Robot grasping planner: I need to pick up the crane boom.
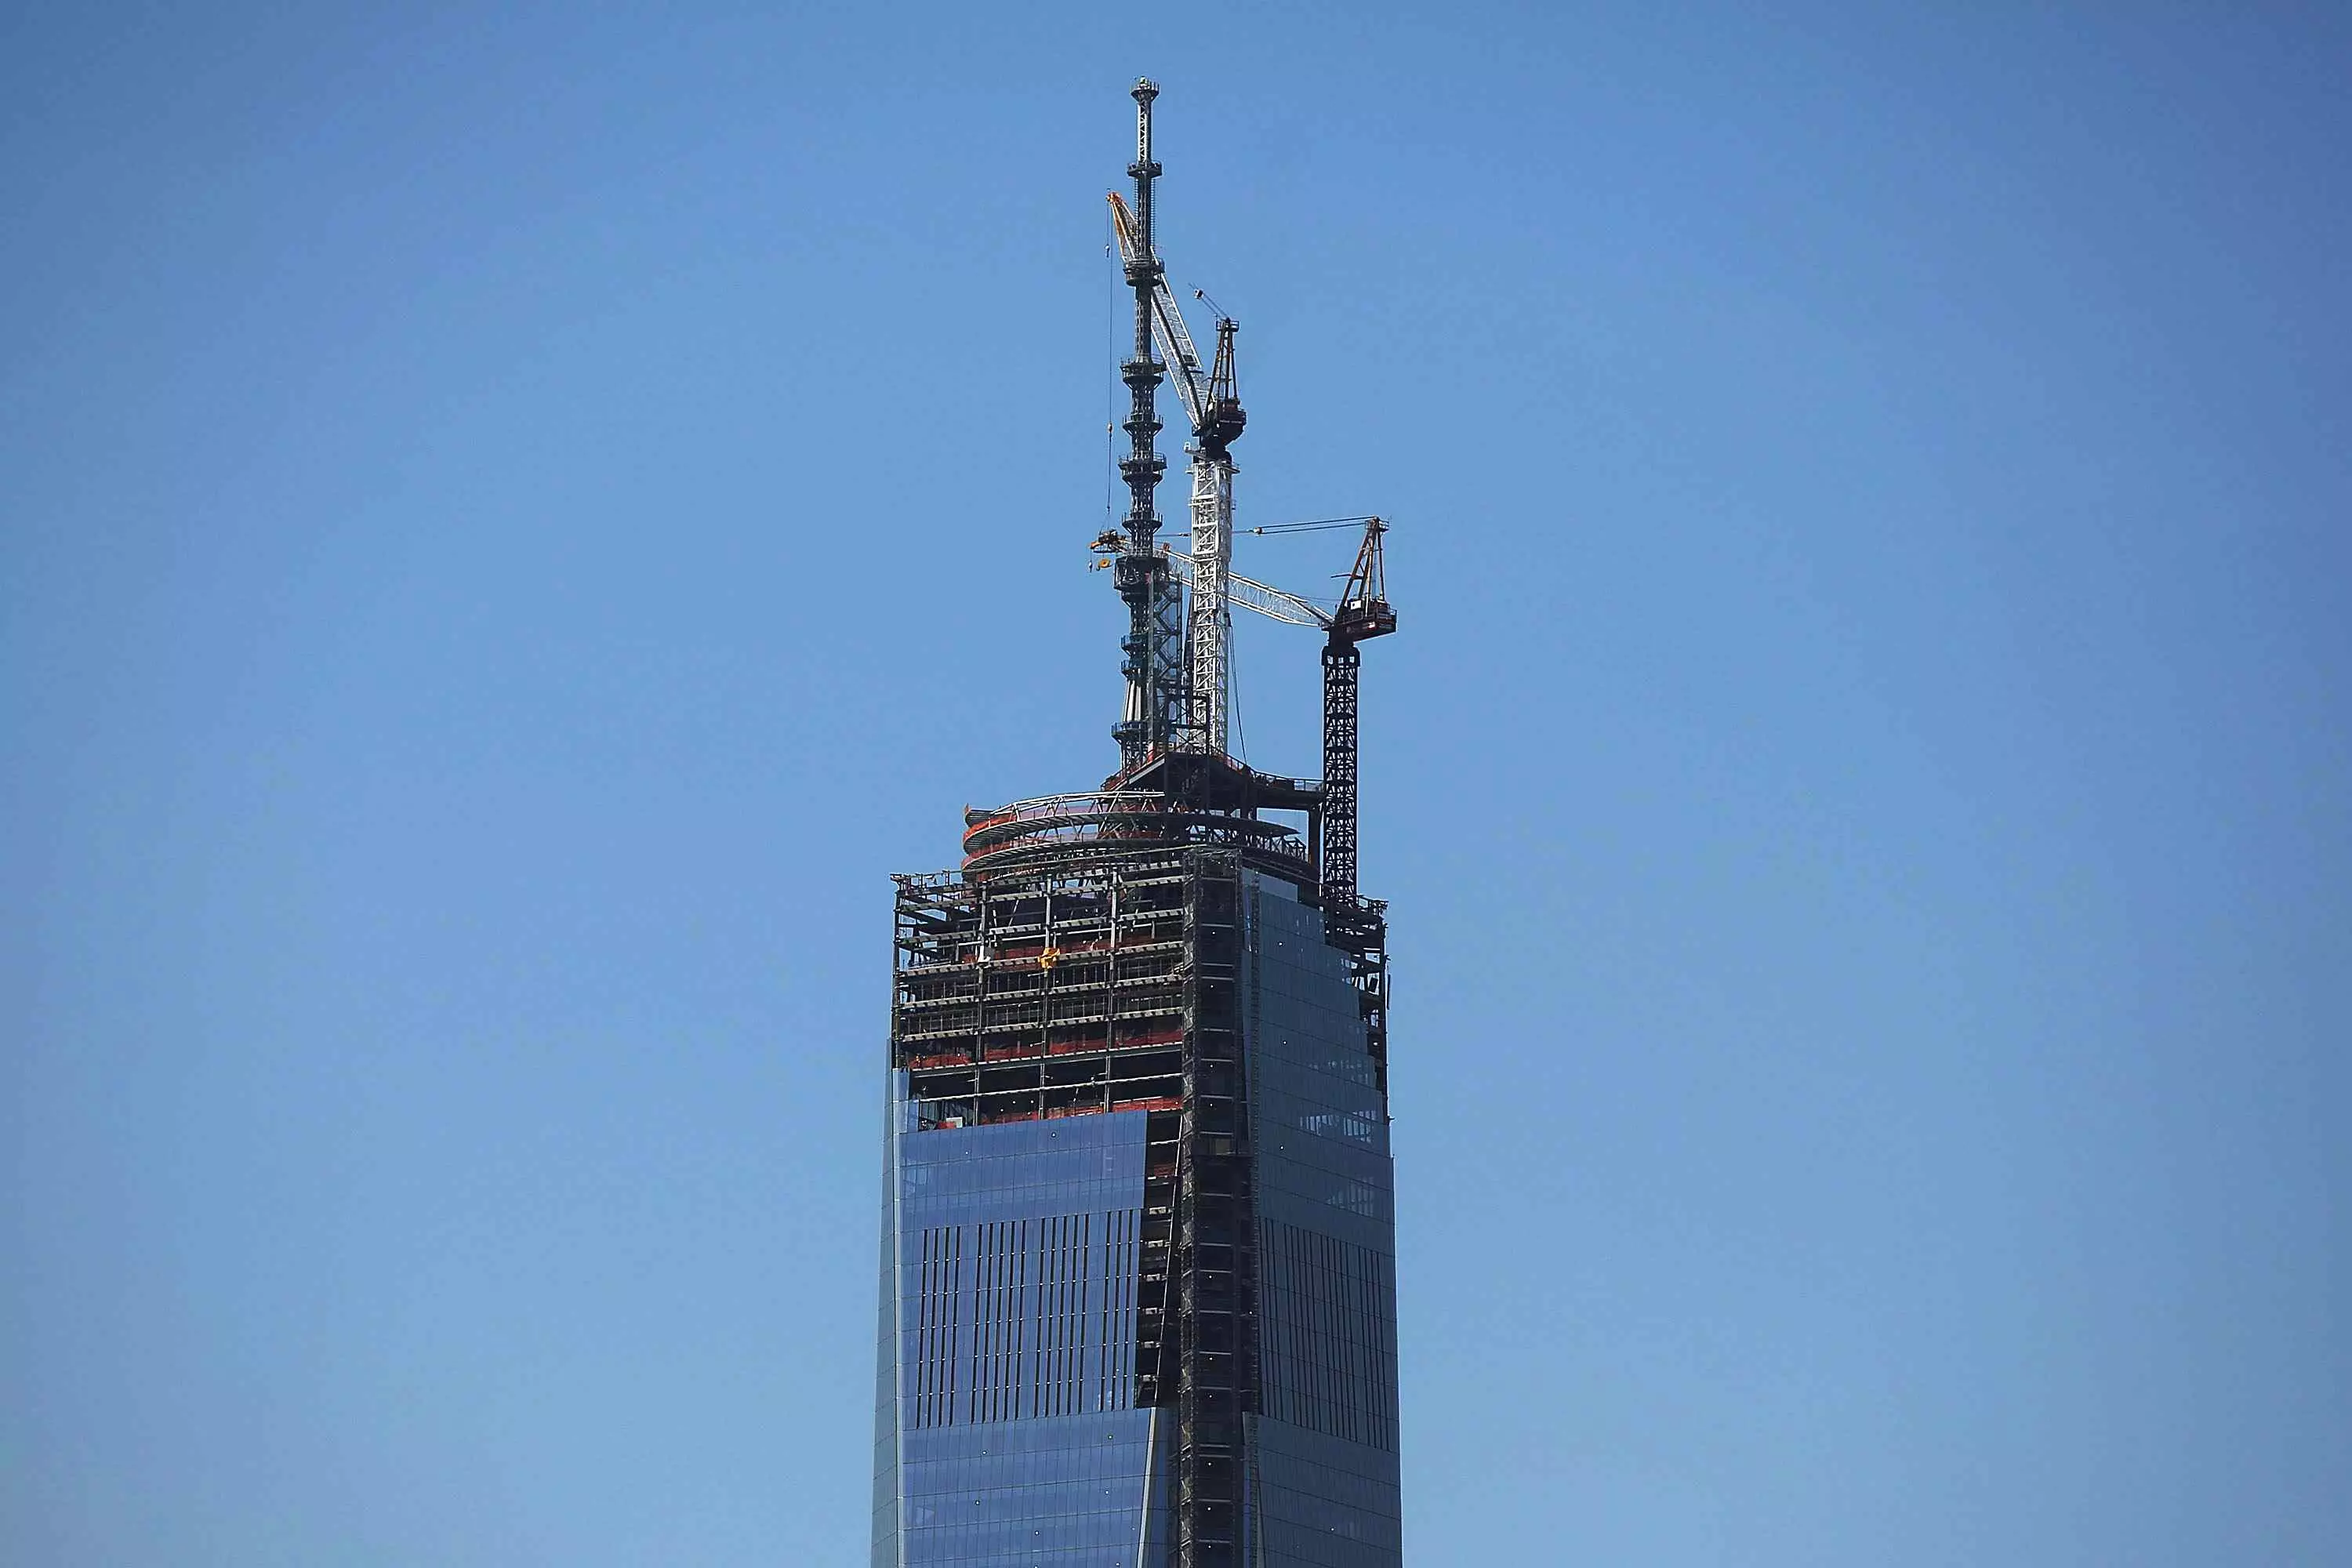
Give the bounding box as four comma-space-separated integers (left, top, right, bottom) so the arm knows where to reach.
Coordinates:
1160, 546, 1329, 627
1108, 193, 1210, 430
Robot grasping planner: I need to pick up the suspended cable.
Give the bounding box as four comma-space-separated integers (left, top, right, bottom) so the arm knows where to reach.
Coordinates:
1227, 607, 1248, 768
1245, 514, 1381, 535
1105, 205, 1119, 523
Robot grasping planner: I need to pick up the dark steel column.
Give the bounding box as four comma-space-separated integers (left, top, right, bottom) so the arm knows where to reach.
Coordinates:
1173, 853, 1256, 1566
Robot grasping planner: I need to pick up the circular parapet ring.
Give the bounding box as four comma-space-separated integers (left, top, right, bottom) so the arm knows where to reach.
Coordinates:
960, 789, 1307, 875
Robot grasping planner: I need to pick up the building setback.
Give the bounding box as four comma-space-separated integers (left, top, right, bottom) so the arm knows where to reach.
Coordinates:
873, 82, 1402, 1568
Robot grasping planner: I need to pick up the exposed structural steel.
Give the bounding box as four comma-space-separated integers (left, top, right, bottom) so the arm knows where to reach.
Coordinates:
873, 82, 1404, 1568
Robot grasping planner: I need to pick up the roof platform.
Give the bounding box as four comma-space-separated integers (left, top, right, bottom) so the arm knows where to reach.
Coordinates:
1112, 748, 1322, 815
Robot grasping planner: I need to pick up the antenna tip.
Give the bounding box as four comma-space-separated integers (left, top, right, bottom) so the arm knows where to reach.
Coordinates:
1133, 78, 1160, 102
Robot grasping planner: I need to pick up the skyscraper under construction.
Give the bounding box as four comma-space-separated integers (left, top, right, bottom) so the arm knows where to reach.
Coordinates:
873, 82, 1401, 1568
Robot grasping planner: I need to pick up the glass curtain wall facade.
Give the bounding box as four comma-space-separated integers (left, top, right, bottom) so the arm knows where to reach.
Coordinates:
873, 1112, 1170, 1565
875, 849, 1399, 1567
1244, 876, 1402, 1565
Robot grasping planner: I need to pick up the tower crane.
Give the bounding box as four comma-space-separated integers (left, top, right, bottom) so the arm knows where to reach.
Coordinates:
1159, 517, 1395, 933
1108, 190, 1244, 757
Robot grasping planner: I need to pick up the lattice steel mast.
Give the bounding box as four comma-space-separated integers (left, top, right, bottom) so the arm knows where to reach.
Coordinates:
1319, 520, 1394, 927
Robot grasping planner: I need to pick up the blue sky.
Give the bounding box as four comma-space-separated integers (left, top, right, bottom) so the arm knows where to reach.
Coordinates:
5, 4, 2347, 1563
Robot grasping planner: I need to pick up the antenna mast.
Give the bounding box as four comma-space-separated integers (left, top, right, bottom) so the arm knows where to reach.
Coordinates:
1111, 79, 1180, 771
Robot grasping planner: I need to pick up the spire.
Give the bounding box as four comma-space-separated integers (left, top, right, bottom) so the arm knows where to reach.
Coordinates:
1111, 79, 1178, 771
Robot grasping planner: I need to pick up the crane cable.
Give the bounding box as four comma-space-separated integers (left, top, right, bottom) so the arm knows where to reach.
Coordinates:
1104, 204, 1119, 524
1247, 514, 1380, 535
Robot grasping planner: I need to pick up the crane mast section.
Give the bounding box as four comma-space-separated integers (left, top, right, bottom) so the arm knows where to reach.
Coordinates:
1187, 455, 1233, 753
